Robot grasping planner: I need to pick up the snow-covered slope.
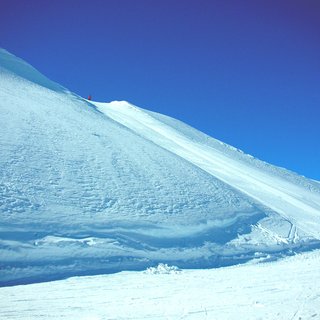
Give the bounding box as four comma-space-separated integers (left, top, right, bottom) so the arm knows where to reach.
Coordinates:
1, 49, 320, 286
95, 101, 320, 237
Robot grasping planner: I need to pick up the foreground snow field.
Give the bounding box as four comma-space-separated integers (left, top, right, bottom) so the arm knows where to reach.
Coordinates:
1, 249, 320, 319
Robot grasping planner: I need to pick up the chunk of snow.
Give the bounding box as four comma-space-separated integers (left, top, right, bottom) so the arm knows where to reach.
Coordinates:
145, 263, 181, 274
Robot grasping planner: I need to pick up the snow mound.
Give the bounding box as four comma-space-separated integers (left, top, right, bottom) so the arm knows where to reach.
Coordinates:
1, 48, 320, 286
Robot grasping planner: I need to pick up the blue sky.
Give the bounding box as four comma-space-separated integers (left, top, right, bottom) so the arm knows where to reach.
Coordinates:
1, 0, 319, 179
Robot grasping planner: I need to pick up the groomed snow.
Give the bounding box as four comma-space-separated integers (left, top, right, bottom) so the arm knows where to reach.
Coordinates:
1, 249, 319, 319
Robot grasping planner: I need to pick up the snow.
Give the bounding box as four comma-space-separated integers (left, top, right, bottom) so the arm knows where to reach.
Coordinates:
1, 49, 320, 286
1, 249, 320, 319
0, 48, 64, 92
1, 48, 320, 318
145, 263, 181, 274
95, 100, 320, 238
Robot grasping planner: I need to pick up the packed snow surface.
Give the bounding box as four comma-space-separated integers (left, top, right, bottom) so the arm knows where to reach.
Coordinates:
1, 48, 320, 286
1, 249, 320, 319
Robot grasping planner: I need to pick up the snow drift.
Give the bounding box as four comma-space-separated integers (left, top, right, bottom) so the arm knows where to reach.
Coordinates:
1, 48, 320, 286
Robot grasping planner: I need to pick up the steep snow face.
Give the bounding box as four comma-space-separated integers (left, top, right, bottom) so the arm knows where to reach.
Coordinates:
0, 49, 320, 285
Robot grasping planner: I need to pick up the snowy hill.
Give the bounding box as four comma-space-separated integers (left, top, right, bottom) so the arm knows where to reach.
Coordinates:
1, 48, 320, 286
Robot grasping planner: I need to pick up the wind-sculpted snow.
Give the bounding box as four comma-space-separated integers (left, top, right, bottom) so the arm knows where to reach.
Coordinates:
1, 49, 320, 286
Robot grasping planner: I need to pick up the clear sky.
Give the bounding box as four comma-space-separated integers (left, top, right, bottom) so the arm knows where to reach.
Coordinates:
1, 0, 319, 180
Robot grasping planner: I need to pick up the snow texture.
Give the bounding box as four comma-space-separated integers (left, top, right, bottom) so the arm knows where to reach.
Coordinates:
1, 249, 320, 319
1, 48, 320, 287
